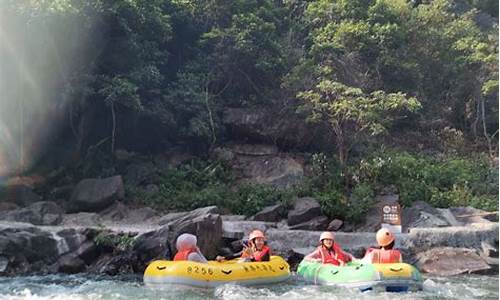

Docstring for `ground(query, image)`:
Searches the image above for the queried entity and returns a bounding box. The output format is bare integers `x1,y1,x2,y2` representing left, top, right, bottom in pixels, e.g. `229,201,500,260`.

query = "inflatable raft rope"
297,261,423,292
144,256,290,288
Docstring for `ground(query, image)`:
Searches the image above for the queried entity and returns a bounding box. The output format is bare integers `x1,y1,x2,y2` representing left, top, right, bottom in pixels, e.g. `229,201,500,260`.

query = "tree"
298,80,421,187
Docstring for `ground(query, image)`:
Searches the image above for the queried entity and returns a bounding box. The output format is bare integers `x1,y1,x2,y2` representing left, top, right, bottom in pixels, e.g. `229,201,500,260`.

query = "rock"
251,203,285,222
220,215,247,221
237,155,304,189
0,201,63,225
55,228,89,255
90,252,137,275
0,256,8,273
327,219,344,231
49,185,74,201
436,208,462,226
0,202,19,212
134,226,171,264
68,176,125,213
166,206,223,258
124,162,159,186
158,212,189,225
100,202,129,222
57,253,86,274
287,197,322,226
481,241,499,258
402,201,450,231
0,184,41,207
405,223,499,252
222,221,277,240
0,226,59,270
126,207,157,223
415,247,491,276
222,108,327,149
450,206,494,224
73,241,99,264
61,213,102,227
289,216,329,231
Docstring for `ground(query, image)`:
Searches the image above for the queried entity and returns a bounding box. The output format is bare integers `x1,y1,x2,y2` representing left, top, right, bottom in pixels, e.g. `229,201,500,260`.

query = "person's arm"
304,249,322,262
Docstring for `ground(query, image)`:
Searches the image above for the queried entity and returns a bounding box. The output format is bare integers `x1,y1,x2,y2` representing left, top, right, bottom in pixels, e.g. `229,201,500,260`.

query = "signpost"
381,202,402,233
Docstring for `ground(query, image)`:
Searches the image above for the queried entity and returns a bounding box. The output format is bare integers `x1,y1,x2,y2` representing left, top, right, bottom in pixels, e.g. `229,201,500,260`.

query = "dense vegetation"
2,0,498,220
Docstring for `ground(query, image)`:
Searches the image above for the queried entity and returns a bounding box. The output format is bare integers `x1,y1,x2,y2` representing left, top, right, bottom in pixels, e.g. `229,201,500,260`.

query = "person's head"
319,232,335,249
176,233,197,251
376,228,395,250
248,230,266,250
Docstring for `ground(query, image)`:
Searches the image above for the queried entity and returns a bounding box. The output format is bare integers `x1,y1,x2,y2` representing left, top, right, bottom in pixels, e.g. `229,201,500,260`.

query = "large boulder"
222,220,277,240
289,216,329,231
237,155,304,189
165,206,223,259
450,206,494,224
415,247,491,276
287,197,322,226
133,226,171,270
68,176,125,212
327,219,344,231
0,225,59,274
250,203,286,222
402,201,450,230
0,201,63,225
0,184,41,207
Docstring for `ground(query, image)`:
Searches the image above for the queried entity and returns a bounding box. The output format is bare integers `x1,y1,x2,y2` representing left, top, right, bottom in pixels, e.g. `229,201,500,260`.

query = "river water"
0,274,497,300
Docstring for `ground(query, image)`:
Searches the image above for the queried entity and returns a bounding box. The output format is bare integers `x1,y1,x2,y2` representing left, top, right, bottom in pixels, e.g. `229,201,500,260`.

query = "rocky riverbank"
0,200,497,277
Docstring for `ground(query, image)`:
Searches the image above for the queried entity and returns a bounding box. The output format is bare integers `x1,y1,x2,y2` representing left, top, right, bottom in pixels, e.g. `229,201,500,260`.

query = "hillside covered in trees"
0,0,498,222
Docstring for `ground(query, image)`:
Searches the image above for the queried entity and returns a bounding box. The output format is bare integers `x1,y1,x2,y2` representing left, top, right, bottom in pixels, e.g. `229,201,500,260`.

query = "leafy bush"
131,159,294,216
354,149,498,210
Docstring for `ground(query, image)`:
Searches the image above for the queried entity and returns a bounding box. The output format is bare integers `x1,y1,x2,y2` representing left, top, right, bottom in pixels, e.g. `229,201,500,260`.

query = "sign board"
381,202,402,233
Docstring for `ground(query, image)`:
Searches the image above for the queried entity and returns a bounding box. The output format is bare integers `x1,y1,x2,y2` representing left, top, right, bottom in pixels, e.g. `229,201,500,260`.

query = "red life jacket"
241,245,271,261
366,248,402,264
319,244,351,265
173,248,197,261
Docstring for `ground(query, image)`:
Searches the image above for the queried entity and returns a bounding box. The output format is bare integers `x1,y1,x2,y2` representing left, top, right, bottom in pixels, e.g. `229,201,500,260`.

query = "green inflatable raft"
297,261,423,292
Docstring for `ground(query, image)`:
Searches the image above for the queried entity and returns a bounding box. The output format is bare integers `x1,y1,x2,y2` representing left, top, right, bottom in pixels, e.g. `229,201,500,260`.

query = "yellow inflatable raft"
144,256,291,288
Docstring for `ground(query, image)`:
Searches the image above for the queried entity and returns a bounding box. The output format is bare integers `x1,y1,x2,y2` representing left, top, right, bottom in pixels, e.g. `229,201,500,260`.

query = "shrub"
354,149,498,210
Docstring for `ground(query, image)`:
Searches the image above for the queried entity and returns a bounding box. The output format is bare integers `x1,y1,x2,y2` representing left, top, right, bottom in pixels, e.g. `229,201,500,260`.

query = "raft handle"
389,267,403,272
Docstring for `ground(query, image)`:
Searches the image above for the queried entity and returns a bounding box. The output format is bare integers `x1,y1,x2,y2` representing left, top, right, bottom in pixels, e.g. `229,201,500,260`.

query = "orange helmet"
319,232,335,242
249,230,265,241
376,228,395,247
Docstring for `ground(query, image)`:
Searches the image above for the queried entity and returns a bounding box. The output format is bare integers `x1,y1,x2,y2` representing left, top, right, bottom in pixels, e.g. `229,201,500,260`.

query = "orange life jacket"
173,248,197,261
319,244,351,266
366,248,402,264
241,245,271,261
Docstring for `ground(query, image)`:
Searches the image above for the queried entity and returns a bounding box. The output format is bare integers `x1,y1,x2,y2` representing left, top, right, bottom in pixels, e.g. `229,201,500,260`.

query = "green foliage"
94,232,136,252
354,149,498,210
132,159,293,216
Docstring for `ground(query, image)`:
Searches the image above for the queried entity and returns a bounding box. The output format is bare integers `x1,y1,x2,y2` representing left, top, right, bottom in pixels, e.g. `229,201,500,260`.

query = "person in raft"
216,229,271,262
361,228,402,264
303,232,353,265
173,233,208,263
